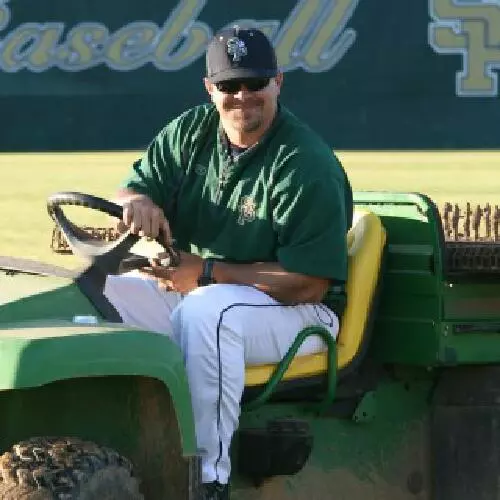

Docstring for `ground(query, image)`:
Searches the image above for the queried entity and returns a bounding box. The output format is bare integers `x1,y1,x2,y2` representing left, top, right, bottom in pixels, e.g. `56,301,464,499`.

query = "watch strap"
197,258,216,286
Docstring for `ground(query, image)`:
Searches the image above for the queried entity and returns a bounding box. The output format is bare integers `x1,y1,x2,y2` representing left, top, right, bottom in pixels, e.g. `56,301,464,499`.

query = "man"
104,26,353,500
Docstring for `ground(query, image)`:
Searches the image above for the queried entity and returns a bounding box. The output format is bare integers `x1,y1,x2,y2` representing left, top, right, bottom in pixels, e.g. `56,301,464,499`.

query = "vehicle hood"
0,257,97,323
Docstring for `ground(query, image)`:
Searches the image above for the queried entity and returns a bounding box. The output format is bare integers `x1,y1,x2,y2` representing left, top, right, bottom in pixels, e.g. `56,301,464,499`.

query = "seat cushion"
244,210,386,387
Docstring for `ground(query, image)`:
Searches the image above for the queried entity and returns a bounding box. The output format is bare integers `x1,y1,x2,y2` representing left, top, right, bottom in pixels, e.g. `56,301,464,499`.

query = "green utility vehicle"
0,191,499,499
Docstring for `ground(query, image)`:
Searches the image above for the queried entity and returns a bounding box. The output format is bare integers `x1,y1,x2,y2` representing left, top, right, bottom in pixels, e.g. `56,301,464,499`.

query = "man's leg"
103,272,182,333
169,284,339,486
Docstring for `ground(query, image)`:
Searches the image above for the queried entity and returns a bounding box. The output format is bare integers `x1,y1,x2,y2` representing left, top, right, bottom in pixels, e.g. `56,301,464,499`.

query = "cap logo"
226,37,247,62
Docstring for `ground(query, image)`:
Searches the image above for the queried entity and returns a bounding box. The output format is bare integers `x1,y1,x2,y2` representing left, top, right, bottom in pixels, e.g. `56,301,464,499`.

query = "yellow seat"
244,210,387,387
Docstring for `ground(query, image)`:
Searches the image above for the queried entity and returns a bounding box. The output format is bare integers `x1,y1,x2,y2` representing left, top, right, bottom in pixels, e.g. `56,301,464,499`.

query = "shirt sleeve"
120,120,185,220
271,155,349,281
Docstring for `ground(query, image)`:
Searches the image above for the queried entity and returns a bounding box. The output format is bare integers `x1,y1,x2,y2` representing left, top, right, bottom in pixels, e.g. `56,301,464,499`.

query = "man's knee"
170,286,224,348
174,284,241,322
172,284,252,348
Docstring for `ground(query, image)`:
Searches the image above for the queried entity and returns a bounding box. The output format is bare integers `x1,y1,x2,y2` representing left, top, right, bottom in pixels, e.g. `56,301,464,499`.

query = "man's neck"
221,124,266,148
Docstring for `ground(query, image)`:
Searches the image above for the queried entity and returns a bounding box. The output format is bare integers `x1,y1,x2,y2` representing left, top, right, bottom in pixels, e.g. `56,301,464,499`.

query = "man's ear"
274,72,284,91
203,77,214,96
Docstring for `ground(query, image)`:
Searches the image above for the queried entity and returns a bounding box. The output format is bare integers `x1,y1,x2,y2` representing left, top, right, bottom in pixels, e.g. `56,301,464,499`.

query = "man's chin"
243,123,263,133
231,120,262,133
230,114,262,132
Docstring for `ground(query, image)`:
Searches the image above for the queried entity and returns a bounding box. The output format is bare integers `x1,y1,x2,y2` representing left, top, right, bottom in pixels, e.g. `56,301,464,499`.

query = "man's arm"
114,188,143,202
213,261,329,304
142,251,328,303
113,190,328,304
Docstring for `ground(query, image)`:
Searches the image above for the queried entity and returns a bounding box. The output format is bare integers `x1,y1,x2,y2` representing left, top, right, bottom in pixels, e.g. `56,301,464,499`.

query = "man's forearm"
114,188,148,204
212,261,329,304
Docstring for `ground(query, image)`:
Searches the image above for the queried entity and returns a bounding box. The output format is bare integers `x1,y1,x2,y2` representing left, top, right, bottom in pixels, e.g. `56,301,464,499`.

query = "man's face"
204,73,283,138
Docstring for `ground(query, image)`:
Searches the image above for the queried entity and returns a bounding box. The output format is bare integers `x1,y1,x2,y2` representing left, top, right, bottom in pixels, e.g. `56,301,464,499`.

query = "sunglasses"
215,78,270,94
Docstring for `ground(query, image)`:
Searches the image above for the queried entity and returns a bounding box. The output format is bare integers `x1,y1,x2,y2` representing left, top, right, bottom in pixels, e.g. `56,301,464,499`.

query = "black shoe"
199,481,229,500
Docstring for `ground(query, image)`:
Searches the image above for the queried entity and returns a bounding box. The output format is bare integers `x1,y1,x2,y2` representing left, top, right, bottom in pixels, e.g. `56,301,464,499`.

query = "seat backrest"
243,210,386,388
337,209,386,371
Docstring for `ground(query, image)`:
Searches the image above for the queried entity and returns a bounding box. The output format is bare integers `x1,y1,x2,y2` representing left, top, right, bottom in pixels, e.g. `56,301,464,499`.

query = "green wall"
0,0,499,150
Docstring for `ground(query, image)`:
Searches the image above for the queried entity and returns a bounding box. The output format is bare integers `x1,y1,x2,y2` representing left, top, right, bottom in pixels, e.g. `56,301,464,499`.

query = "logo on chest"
238,196,257,225
194,163,207,175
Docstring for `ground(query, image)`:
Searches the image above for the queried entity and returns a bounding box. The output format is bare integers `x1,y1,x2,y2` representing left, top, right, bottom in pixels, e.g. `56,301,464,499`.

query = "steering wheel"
47,192,180,275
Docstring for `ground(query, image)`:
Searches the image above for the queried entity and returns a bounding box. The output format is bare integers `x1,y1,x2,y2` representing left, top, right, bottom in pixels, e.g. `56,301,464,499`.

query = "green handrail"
244,325,337,411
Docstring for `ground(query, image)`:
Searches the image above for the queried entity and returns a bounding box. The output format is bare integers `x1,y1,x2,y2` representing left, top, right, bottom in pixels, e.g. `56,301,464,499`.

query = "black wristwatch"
197,258,216,286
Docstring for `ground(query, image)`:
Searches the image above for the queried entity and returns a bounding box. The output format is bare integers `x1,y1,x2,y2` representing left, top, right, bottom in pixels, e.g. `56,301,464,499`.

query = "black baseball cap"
206,27,278,83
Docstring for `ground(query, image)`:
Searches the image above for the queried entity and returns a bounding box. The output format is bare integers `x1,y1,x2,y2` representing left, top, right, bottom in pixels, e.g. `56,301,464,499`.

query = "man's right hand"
116,192,172,246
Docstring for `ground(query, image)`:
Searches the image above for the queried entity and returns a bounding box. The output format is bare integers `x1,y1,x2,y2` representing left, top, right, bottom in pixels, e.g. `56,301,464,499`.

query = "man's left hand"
140,251,203,294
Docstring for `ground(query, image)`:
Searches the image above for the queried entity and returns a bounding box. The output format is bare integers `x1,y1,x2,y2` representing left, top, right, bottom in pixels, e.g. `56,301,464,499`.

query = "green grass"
339,151,500,207
1,151,499,268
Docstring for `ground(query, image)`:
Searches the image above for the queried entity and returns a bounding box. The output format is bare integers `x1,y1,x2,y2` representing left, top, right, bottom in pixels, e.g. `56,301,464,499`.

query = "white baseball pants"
104,273,339,485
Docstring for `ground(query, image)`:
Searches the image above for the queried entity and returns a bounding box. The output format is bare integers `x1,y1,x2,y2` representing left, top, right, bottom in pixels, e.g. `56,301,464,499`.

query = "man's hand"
141,251,203,294
116,192,172,246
